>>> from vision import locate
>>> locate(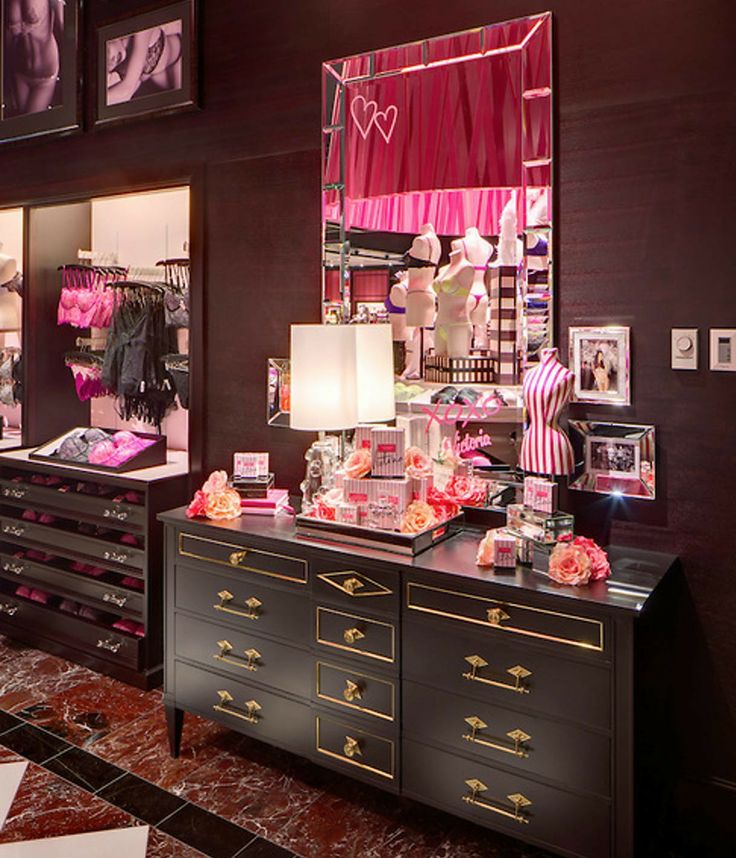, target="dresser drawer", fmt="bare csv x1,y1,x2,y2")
0,516,144,571
0,479,146,530
178,532,307,584
175,564,309,645
404,681,610,797
315,606,396,667
404,618,610,729
316,713,396,785
316,660,396,724
174,661,311,756
0,593,141,669
312,559,399,613
403,740,610,858
175,614,311,699
407,581,605,653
